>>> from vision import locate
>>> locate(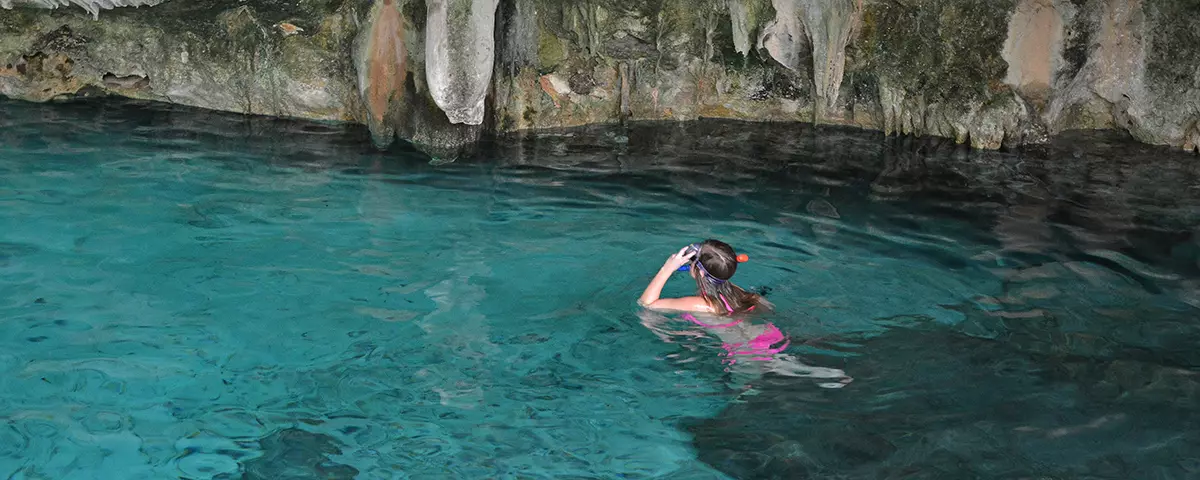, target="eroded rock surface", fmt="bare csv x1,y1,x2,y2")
2,0,1198,158
0,0,366,123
